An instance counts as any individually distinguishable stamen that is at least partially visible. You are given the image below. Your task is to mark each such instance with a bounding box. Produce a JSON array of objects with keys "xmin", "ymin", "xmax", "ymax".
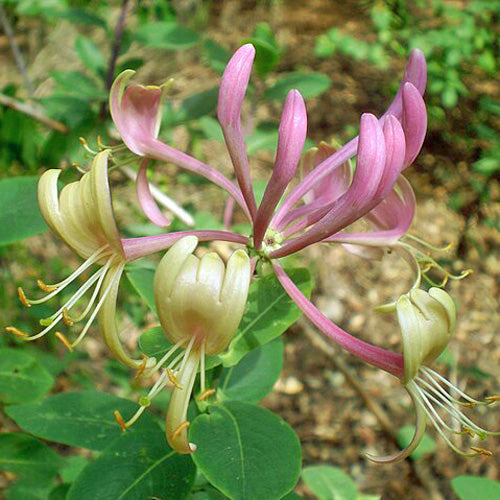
[
  {"xmin": 134, "ymin": 356, "xmax": 149, "ymax": 380},
  {"xmin": 470, "ymin": 447, "xmax": 493, "ymax": 457},
  {"xmin": 172, "ymin": 421, "xmax": 190, "ymax": 439},
  {"xmin": 5, "ymin": 326, "xmax": 27, "ymax": 337},
  {"xmin": 198, "ymin": 388, "xmax": 216, "ymax": 401},
  {"xmin": 37, "ymin": 280, "xmax": 58, "ymax": 292},
  {"xmin": 97, "ymin": 135, "xmax": 103, "ymax": 151},
  {"xmin": 17, "ymin": 287, "xmax": 31, "ymax": 307},
  {"xmin": 200, "ymin": 340, "xmax": 206, "ymax": 394},
  {"xmin": 150, "ymin": 338, "xmax": 186, "ymax": 375},
  {"xmin": 462, "ymin": 426, "xmax": 475, "ymax": 437},
  {"xmin": 79, "ymin": 136, "xmax": 98, "ymax": 155},
  {"xmin": 167, "ymin": 368, "xmax": 182, "ymax": 389},
  {"xmin": 114, "ymin": 410, "xmax": 127, "ymax": 432},
  {"xmin": 55, "ymin": 332, "xmax": 73, "ymax": 351},
  {"xmin": 485, "ymin": 396, "xmax": 500, "ymax": 403},
  {"xmin": 62, "ymin": 308, "xmax": 74, "ymax": 326}
]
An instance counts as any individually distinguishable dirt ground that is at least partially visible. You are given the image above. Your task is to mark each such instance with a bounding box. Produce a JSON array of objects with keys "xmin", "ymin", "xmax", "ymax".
[{"xmin": 1, "ymin": 1, "xmax": 499, "ymax": 499}]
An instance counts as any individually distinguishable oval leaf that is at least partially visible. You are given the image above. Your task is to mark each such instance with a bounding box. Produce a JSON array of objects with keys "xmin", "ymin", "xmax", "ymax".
[
  {"xmin": 0, "ymin": 177, "xmax": 48, "ymax": 246},
  {"xmin": 451, "ymin": 476, "xmax": 500, "ymax": 500},
  {"xmin": 191, "ymin": 401, "xmax": 301, "ymax": 500},
  {"xmin": 6, "ymin": 391, "xmax": 157, "ymax": 451},
  {"xmin": 264, "ymin": 73, "xmax": 332, "ymax": 100},
  {"xmin": 302, "ymin": 465, "xmax": 357, "ymax": 500},
  {"xmin": 68, "ymin": 425, "xmax": 196, "ymax": 500},
  {"xmin": 218, "ymin": 339, "xmax": 284, "ymax": 403},
  {"xmin": 0, "ymin": 348, "xmax": 54, "ymax": 404}
]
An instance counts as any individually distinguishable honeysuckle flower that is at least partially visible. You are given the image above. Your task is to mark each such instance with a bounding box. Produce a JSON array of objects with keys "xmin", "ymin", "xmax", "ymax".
[
  {"xmin": 368, "ymin": 288, "xmax": 499, "ymax": 463},
  {"xmin": 6, "ymin": 151, "xmax": 155, "ymax": 369},
  {"xmin": 109, "ymin": 70, "xmax": 251, "ymax": 220},
  {"xmin": 115, "ymin": 236, "xmax": 251, "ymax": 454}
]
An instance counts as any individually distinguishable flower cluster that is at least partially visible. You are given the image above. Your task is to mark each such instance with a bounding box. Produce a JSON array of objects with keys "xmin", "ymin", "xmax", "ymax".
[{"xmin": 9, "ymin": 43, "xmax": 497, "ymax": 460}]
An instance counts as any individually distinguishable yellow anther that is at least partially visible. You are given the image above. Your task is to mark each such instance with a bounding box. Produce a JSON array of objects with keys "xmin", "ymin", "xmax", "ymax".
[
  {"xmin": 134, "ymin": 356, "xmax": 149, "ymax": 379},
  {"xmin": 198, "ymin": 388, "xmax": 216, "ymax": 401},
  {"xmin": 462, "ymin": 426, "xmax": 474, "ymax": 437},
  {"xmin": 470, "ymin": 447, "xmax": 493, "ymax": 457},
  {"xmin": 37, "ymin": 279, "xmax": 58, "ymax": 292},
  {"xmin": 172, "ymin": 420, "xmax": 190, "ymax": 439},
  {"xmin": 485, "ymin": 395, "xmax": 500, "ymax": 403},
  {"xmin": 97, "ymin": 135, "xmax": 103, "ymax": 151},
  {"xmin": 55, "ymin": 332, "xmax": 73, "ymax": 352},
  {"xmin": 17, "ymin": 287, "xmax": 31, "ymax": 307},
  {"xmin": 62, "ymin": 308, "xmax": 74, "ymax": 326},
  {"xmin": 167, "ymin": 368, "xmax": 183, "ymax": 389},
  {"xmin": 114, "ymin": 410, "xmax": 127, "ymax": 432},
  {"xmin": 5, "ymin": 326, "xmax": 27, "ymax": 337},
  {"xmin": 460, "ymin": 402, "xmax": 476, "ymax": 409}
]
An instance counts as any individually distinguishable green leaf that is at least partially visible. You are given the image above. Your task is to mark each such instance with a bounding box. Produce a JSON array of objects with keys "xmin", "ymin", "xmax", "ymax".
[
  {"xmin": 6, "ymin": 391, "xmax": 158, "ymax": 451},
  {"xmin": 68, "ymin": 425, "xmax": 196, "ymax": 500},
  {"xmin": 75, "ymin": 36, "xmax": 105, "ymax": 74},
  {"xmin": 50, "ymin": 70, "xmax": 104, "ymax": 99},
  {"xmin": 126, "ymin": 264, "xmax": 156, "ymax": 312},
  {"xmin": 135, "ymin": 22, "xmax": 200, "ymax": 50},
  {"xmin": 219, "ymin": 268, "xmax": 312, "ymax": 367},
  {"xmin": 396, "ymin": 425, "xmax": 436, "ymax": 459},
  {"xmin": 302, "ymin": 465, "xmax": 357, "ymax": 500},
  {"xmin": 0, "ymin": 433, "xmax": 63, "ymax": 479},
  {"xmin": 0, "ymin": 348, "xmax": 54, "ymax": 404},
  {"xmin": 451, "ymin": 476, "xmax": 500, "ymax": 500},
  {"xmin": 219, "ymin": 339, "xmax": 284, "ymax": 403},
  {"xmin": 245, "ymin": 23, "xmax": 281, "ymax": 78},
  {"xmin": 203, "ymin": 39, "xmax": 230, "ymax": 74},
  {"xmin": 170, "ymin": 87, "xmax": 219, "ymax": 125},
  {"xmin": 191, "ymin": 401, "xmax": 301, "ymax": 500},
  {"xmin": 0, "ymin": 177, "xmax": 48, "ymax": 245},
  {"xmin": 51, "ymin": 8, "xmax": 107, "ymax": 29},
  {"xmin": 265, "ymin": 73, "xmax": 332, "ymax": 100}
]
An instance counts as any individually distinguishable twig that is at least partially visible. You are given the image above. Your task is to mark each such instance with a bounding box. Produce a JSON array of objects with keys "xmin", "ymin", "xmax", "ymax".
[
  {"xmin": 0, "ymin": 93, "xmax": 68, "ymax": 133},
  {"xmin": 0, "ymin": 2, "xmax": 35, "ymax": 97},
  {"xmin": 101, "ymin": 0, "xmax": 130, "ymax": 117},
  {"xmin": 298, "ymin": 318, "xmax": 445, "ymax": 500}
]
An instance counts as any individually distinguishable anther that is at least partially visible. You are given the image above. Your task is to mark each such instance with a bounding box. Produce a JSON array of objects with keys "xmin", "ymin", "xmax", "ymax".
[
  {"xmin": 55, "ymin": 332, "xmax": 73, "ymax": 352},
  {"xmin": 134, "ymin": 356, "xmax": 149, "ymax": 379},
  {"xmin": 62, "ymin": 308, "xmax": 74, "ymax": 326},
  {"xmin": 462, "ymin": 426, "xmax": 474, "ymax": 437},
  {"xmin": 37, "ymin": 279, "xmax": 58, "ymax": 292},
  {"xmin": 198, "ymin": 388, "xmax": 216, "ymax": 401},
  {"xmin": 470, "ymin": 447, "xmax": 493, "ymax": 457},
  {"xmin": 485, "ymin": 395, "xmax": 500, "ymax": 403},
  {"xmin": 172, "ymin": 421, "xmax": 190, "ymax": 439},
  {"xmin": 17, "ymin": 287, "xmax": 31, "ymax": 307},
  {"xmin": 114, "ymin": 410, "xmax": 127, "ymax": 432},
  {"xmin": 5, "ymin": 326, "xmax": 27, "ymax": 337},
  {"xmin": 460, "ymin": 402, "xmax": 476, "ymax": 409},
  {"xmin": 97, "ymin": 135, "xmax": 103, "ymax": 151},
  {"xmin": 167, "ymin": 368, "xmax": 183, "ymax": 389}
]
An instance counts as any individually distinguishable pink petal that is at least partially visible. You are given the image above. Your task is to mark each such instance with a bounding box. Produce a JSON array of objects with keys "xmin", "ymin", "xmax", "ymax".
[{"xmin": 402, "ymin": 82, "xmax": 427, "ymax": 166}]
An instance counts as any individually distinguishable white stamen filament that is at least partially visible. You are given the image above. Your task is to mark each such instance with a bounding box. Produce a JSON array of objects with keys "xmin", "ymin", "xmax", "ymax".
[
  {"xmin": 151, "ymin": 338, "xmax": 187, "ymax": 375},
  {"xmin": 200, "ymin": 340, "xmax": 206, "ymax": 394},
  {"xmin": 26, "ymin": 246, "xmax": 110, "ymax": 304}
]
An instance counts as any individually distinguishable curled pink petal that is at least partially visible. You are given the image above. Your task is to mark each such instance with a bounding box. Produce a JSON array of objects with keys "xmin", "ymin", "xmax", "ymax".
[
  {"xmin": 253, "ymin": 90, "xmax": 307, "ymax": 249},
  {"xmin": 110, "ymin": 70, "xmax": 166, "ymax": 156},
  {"xmin": 136, "ymin": 159, "xmax": 171, "ymax": 227},
  {"xmin": 218, "ymin": 44, "xmax": 257, "ymax": 219},
  {"xmin": 402, "ymin": 82, "xmax": 427, "ymax": 166}
]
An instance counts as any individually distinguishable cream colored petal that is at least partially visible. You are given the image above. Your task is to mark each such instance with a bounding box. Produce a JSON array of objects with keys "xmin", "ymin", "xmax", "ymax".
[
  {"xmin": 38, "ymin": 169, "xmax": 65, "ymax": 241},
  {"xmin": 397, "ymin": 294, "xmax": 421, "ymax": 383}
]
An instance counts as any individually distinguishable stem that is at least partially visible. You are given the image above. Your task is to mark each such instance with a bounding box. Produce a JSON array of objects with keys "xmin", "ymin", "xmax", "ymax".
[
  {"xmin": 0, "ymin": 3, "xmax": 34, "ymax": 97},
  {"xmin": 122, "ymin": 230, "xmax": 248, "ymax": 261}
]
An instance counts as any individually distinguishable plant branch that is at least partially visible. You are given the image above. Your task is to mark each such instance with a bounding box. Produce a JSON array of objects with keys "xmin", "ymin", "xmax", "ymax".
[
  {"xmin": 0, "ymin": 93, "xmax": 68, "ymax": 133},
  {"xmin": 0, "ymin": 3, "xmax": 35, "ymax": 97}
]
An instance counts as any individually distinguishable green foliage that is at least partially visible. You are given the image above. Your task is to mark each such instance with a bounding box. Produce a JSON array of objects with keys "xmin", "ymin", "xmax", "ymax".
[
  {"xmin": 302, "ymin": 465, "xmax": 358, "ymax": 500},
  {"xmin": 396, "ymin": 425, "xmax": 436, "ymax": 459},
  {"xmin": 451, "ymin": 476, "xmax": 500, "ymax": 500},
  {"xmin": 0, "ymin": 177, "xmax": 47, "ymax": 245},
  {"xmin": 68, "ymin": 425, "xmax": 196, "ymax": 500},
  {"xmin": 134, "ymin": 22, "xmax": 201, "ymax": 50},
  {"xmin": 0, "ymin": 348, "xmax": 54, "ymax": 404},
  {"xmin": 265, "ymin": 72, "xmax": 332, "ymax": 100},
  {"xmin": 191, "ymin": 401, "xmax": 301, "ymax": 500},
  {"xmin": 6, "ymin": 391, "xmax": 158, "ymax": 450},
  {"xmin": 244, "ymin": 22, "xmax": 282, "ymax": 78}
]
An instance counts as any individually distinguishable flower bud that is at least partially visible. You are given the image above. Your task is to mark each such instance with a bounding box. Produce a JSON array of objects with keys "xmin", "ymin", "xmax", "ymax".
[
  {"xmin": 154, "ymin": 236, "xmax": 251, "ymax": 355},
  {"xmin": 396, "ymin": 287, "xmax": 455, "ymax": 383}
]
